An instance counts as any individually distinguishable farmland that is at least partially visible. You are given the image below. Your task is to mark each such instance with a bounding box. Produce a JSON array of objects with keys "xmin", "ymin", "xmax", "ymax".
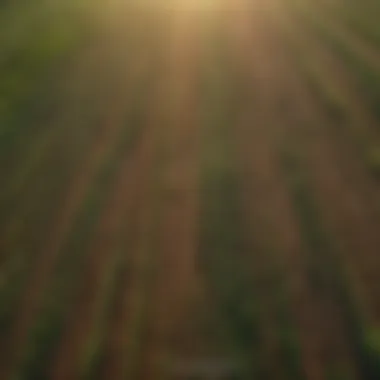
[{"xmin": 1, "ymin": 0, "xmax": 380, "ymax": 379}]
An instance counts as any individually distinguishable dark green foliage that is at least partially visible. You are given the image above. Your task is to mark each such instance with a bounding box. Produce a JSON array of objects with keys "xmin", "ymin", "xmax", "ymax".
[
  {"xmin": 280, "ymin": 145, "xmax": 380, "ymax": 380},
  {"xmin": 295, "ymin": 4, "xmax": 380, "ymax": 122},
  {"xmin": 11, "ymin": 99, "xmax": 145, "ymax": 380},
  {"xmin": 198, "ymin": 31, "xmax": 263, "ymax": 378}
]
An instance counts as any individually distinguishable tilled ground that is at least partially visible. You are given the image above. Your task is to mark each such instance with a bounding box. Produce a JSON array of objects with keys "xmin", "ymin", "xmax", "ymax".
[{"xmin": 1, "ymin": 0, "xmax": 380, "ymax": 379}]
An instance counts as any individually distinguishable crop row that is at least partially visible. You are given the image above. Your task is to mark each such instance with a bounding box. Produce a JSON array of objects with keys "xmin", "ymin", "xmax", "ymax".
[
  {"xmin": 289, "ymin": 0, "xmax": 380, "ymax": 122},
  {"xmin": 7, "ymin": 67, "xmax": 155, "ymax": 380},
  {"xmin": 200, "ymin": 28, "xmax": 267, "ymax": 378},
  {"xmin": 280, "ymin": 140, "xmax": 380, "ymax": 379}
]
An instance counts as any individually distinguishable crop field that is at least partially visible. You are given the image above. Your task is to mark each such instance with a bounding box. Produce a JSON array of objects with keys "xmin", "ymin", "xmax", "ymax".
[{"xmin": 1, "ymin": 0, "xmax": 380, "ymax": 379}]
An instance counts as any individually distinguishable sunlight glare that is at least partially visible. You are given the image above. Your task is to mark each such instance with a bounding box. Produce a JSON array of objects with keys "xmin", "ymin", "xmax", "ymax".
[{"xmin": 164, "ymin": 0, "xmax": 221, "ymax": 10}]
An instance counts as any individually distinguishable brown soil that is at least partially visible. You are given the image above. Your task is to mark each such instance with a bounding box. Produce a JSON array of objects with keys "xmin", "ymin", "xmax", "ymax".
[
  {"xmin": 2, "ymin": 2, "xmax": 380, "ymax": 380},
  {"xmin": 280, "ymin": 0, "xmax": 380, "ymax": 325},
  {"xmin": 0, "ymin": 42, "xmax": 149, "ymax": 380},
  {"xmin": 230, "ymin": 0, "xmax": 361, "ymax": 378},
  {"xmin": 137, "ymin": 11, "xmax": 202, "ymax": 380}
]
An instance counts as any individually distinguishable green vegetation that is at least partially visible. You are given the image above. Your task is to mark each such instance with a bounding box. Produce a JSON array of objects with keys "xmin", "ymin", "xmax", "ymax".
[
  {"xmin": 280, "ymin": 147, "xmax": 338, "ymax": 290},
  {"xmin": 292, "ymin": 0, "xmax": 380, "ymax": 121},
  {"xmin": 286, "ymin": 0, "xmax": 380, "ymax": 189},
  {"xmin": 121, "ymin": 127, "xmax": 165, "ymax": 380},
  {"xmin": 198, "ymin": 29, "xmax": 263, "ymax": 378},
  {"xmin": 79, "ymin": 245, "xmax": 129, "ymax": 380},
  {"xmin": 366, "ymin": 145, "xmax": 380, "ymax": 177},
  {"xmin": 320, "ymin": 0, "xmax": 380, "ymax": 49},
  {"xmin": 0, "ymin": 133, "xmax": 90, "ymax": 332},
  {"xmin": 2, "ymin": 2, "xmax": 380, "ymax": 380},
  {"xmin": 280, "ymin": 143, "xmax": 380, "ymax": 379},
  {"xmin": 10, "ymin": 83, "xmax": 148, "ymax": 380},
  {"xmin": 0, "ymin": 1, "xmax": 91, "ymax": 146},
  {"xmin": 294, "ymin": 54, "xmax": 347, "ymax": 122}
]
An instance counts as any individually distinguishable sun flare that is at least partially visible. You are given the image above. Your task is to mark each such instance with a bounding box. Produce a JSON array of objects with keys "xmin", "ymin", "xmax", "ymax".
[{"xmin": 170, "ymin": 0, "xmax": 220, "ymax": 9}]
